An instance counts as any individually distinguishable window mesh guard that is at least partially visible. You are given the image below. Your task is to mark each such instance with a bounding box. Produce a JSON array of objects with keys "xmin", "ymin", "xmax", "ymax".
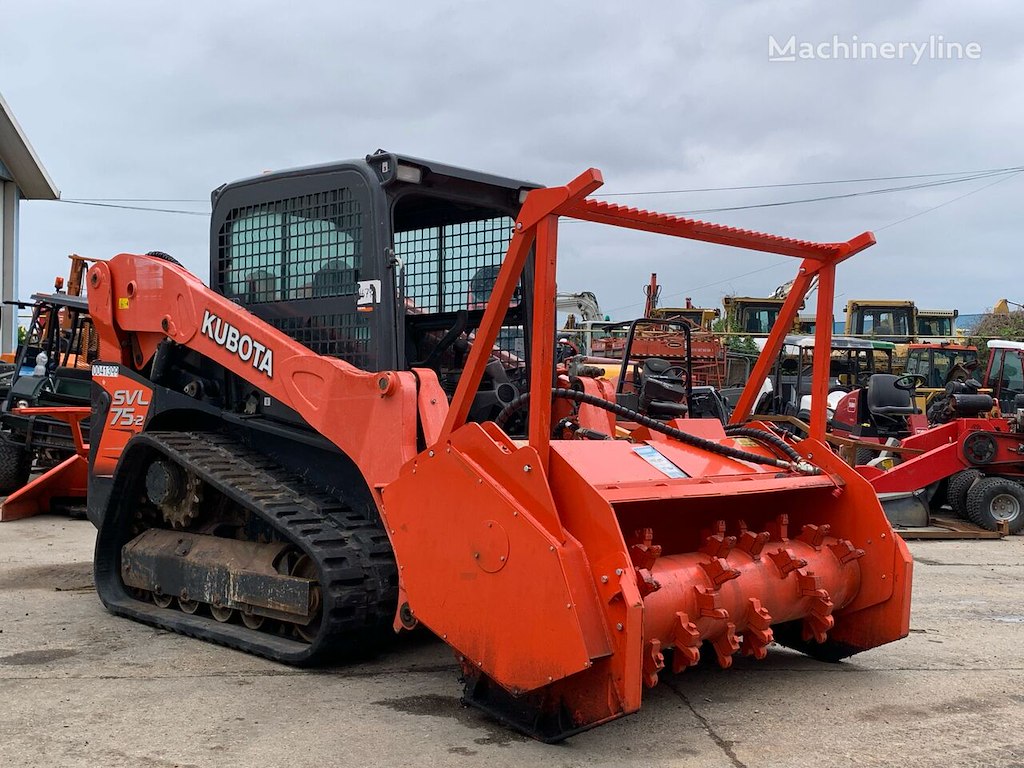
[
  {"xmin": 397, "ymin": 216, "xmax": 525, "ymax": 365},
  {"xmin": 217, "ymin": 188, "xmax": 372, "ymax": 369}
]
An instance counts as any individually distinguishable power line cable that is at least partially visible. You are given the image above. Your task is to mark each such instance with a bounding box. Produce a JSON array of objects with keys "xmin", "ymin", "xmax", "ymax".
[
  {"xmin": 602, "ymin": 169, "xmax": 1023, "ymax": 315},
  {"xmin": 875, "ymin": 170, "xmax": 1024, "ymax": 231},
  {"xmin": 68, "ymin": 197, "xmax": 208, "ymax": 203},
  {"xmin": 592, "ymin": 163, "xmax": 1024, "ymax": 197},
  {"xmin": 56, "ymin": 200, "xmax": 208, "ymax": 216},
  {"xmin": 671, "ymin": 168, "xmax": 1020, "ymax": 215}
]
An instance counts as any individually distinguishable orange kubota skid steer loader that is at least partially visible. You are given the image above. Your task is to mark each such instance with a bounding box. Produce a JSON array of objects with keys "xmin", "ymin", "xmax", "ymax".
[{"xmin": 85, "ymin": 152, "xmax": 911, "ymax": 741}]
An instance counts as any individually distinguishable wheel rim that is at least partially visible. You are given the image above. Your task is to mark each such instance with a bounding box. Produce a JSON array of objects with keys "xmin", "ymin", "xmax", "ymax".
[
  {"xmin": 990, "ymin": 493, "xmax": 1021, "ymax": 523},
  {"xmin": 178, "ymin": 597, "xmax": 200, "ymax": 614},
  {"xmin": 153, "ymin": 592, "xmax": 173, "ymax": 609},
  {"xmin": 290, "ymin": 554, "xmax": 322, "ymax": 643},
  {"xmin": 241, "ymin": 611, "xmax": 264, "ymax": 630},
  {"xmin": 210, "ymin": 605, "xmax": 234, "ymax": 623}
]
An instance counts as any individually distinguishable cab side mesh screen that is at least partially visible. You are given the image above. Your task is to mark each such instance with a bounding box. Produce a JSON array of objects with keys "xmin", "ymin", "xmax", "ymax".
[
  {"xmin": 396, "ymin": 215, "xmax": 525, "ymax": 362},
  {"xmin": 217, "ymin": 189, "xmax": 362, "ymax": 304},
  {"xmin": 397, "ymin": 217, "xmax": 513, "ymax": 314},
  {"xmin": 216, "ymin": 188, "xmax": 372, "ymax": 369}
]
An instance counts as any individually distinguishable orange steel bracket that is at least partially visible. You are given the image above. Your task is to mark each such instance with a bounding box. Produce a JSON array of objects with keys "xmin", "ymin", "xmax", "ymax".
[
  {"xmin": 439, "ymin": 169, "xmax": 602, "ymax": 447},
  {"xmin": 729, "ymin": 232, "xmax": 875, "ymax": 439},
  {"xmin": 439, "ymin": 168, "xmax": 875, "ymax": 461},
  {"xmin": 1, "ymin": 406, "xmax": 90, "ymax": 522}
]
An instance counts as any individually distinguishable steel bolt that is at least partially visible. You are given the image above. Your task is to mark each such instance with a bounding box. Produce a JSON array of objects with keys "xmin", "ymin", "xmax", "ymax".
[
  {"xmin": 428, "ymin": 450, "xmax": 435, "ymax": 457},
  {"xmin": 549, "ymin": 545, "xmax": 555, "ymax": 552},
  {"xmin": 616, "ymin": 623, "xmax": 624, "ymax": 631},
  {"xmin": 523, "ymin": 464, "xmax": 532, "ymax": 473},
  {"xmin": 566, "ymin": 603, "xmax": 572, "ymax": 609},
  {"xmin": 615, "ymin": 568, "xmax": 624, "ymax": 576},
  {"xmin": 601, "ymin": 575, "xmax": 609, "ymax": 583}
]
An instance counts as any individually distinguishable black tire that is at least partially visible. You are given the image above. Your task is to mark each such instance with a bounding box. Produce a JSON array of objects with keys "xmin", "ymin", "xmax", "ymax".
[
  {"xmin": 0, "ymin": 435, "xmax": 32, "ymax": 494},
  {"xmin": 948, "ymin": 469, "xmax": 983, "ymax": 519},
  {"xmin": 965, "ymin": 477, "xmax": 1024, "ymax": 534}
]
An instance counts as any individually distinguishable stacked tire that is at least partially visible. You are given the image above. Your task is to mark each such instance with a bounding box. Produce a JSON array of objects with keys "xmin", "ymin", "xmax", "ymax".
[
  {"xmin": 948, "ymin": 469, "xmax": 1024, "ymax": 534},
  {"xmin": 0, "ymin": 434, "xmax": 31, "ymax": 495}
]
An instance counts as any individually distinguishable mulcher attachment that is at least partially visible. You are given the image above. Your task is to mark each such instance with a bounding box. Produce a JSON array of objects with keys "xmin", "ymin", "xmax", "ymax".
[{"xmin": 382, "ymin": 424, "xmax": 912, "ymax": 741}]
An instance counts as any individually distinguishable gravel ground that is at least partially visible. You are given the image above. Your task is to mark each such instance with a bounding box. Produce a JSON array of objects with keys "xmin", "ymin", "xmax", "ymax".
[{"xmin": 1, "ymin": 515, "xmax": 1022, "ymax": 768}]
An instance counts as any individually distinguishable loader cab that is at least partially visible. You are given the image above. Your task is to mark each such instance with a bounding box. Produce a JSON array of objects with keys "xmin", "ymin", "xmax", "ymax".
[
  {"xmin": 211, "ymin": 151, "xmax": 539, "ymax": 422},
  {"xmin": 904, "ymin": 342, "xmax": 979, "ymax": 411},
  {"xmin": 844, "ymin": 300, "xmax": 916, "ymax": 343},
  {"xmin": 983, "ymin": 340, "xmax": 1024, "ymax": 413},
  {"xmin": 754, "ymin": 335, "xmax": 892, "ymax": 424}
]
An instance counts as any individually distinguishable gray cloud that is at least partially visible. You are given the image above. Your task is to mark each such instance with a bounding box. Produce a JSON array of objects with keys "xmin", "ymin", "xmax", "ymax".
[{"xmin": 3, "ymin": 0, "xmax": 1021, "ymax": 323}]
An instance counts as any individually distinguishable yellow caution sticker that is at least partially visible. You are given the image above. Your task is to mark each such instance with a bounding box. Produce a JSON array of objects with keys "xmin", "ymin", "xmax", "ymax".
[
  {"xmin": 734, "ymin": 438, "xmax": 759, "ymax": 447},
  {"xmin": 117, "ymin": 297, "xmax": 130, "ymax": 310}
]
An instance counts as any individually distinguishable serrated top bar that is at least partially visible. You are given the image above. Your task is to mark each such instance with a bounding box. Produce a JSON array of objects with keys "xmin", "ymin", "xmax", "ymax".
[{"xmin": 561, "ymin": 198, "xmax": 874, "ymax": 261}]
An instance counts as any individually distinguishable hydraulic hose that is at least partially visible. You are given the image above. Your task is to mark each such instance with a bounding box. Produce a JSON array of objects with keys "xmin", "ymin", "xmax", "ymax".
[
  {"xmin": 494, "ymin": 388, "xmax": 819, "ymax": 474},
  {"xmin": 722, "ymin": 425, "xmax": 804, "ymax": 464}
]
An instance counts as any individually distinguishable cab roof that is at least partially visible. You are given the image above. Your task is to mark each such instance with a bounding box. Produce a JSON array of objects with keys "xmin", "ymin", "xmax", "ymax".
[
  {"xmin": 213, "ymin": 150, "xmax": 541, "ymax": 204},
  {"xmin": 784, "ymin": 334, "xmax": 895, "ymax": 351},
  {"xmin": 987, "ymin": 339, "xmax": 1024, "ymax": 351}
]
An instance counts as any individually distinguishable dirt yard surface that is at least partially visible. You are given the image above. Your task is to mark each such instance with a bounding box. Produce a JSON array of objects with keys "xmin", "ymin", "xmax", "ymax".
[{"xmin": 1, "ymin": 516, "xmax": 1022, "ymax": 767}]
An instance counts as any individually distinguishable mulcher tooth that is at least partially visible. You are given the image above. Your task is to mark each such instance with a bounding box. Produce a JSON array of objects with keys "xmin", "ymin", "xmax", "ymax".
[
  {"xmin": 671, "ymin": 611, "xmax": 702, "ymax": 673},
  {"xmin": 797, "ymin": 523, "xmax": 830, "ymax": 550},
  {"xmin": 736, "ymin": 530, "xmax": 770, "ymax": 560},
  {"xmin": 711, "ymin": 623, "xmax": 740, "ymax": 668},
  {"xmin": 695, "ymin": 585, "xmax": 729, "ymax": 620},
  {"xmin": 629, "ymin": 527, "xmax": 662, "ymax": 570},
  {"xmin": 828, "ymin": 538, "xmax": 866, "ymax": 565},
  {"xmin": 767, "ymin": 513, "xmax": 790, "ymax": 541},
  {"xmin": 642, "ymin": 639, "xmax": 665, "ymax": 688},
  {"xmin": 798, "ymin": 570, "xmax": 835, "ymax": 643},
  {"xmin": 767, "ymin": 547, "xmax": 807, "ymax": 577},
  {"xmin": 635, "ymin": 567, "xmax": 661, "ymax": 597},
  {"xmin": 740, "ymin": 597, "xmax": 774, "ymax": 660},
  {"xmin": 699, "ymin": 556, "xmax": 741, "ymax": 587},
  {"xmin": 700, "ymin": 533, "xmax": 737, "ymax": 559}
]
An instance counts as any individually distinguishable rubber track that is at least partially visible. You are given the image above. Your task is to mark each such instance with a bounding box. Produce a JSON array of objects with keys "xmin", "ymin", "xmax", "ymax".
[{"xmin": 93, "ymin": 431, "xmax": 397, "ymax": 666}]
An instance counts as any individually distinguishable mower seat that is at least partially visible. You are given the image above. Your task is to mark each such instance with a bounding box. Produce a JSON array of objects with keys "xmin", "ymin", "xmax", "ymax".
[{"xmin": 866, "ymin": 374, "xmax": 918, "ymax": 418}]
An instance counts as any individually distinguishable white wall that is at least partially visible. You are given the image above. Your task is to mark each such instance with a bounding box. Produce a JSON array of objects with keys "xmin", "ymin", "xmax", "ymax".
[{"xmin": 1, "ymin": 180, "xmax": 17, "ymax": 354}]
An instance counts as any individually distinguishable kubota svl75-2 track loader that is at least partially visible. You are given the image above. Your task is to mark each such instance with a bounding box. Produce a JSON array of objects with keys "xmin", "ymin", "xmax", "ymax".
[{"xmin": 86, "ymin": 152, "xmax": 911, "ymax": 741}]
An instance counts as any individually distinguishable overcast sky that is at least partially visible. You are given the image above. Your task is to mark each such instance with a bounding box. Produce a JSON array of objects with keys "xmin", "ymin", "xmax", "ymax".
[{"xmin": 2, "ymin": 0, "xmax": 1021, "ymax": 322}]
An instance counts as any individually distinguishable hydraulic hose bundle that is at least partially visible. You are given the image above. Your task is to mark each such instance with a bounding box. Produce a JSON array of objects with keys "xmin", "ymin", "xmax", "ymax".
[{"xmin": 494, "ymin": 388, "xmax": 819, "ymax": 474}]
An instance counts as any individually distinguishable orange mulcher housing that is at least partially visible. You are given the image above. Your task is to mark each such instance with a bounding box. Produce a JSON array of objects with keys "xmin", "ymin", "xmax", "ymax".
[{"xmin": 86, "ymin": 161, "xmax": 911, "ymax": 741}]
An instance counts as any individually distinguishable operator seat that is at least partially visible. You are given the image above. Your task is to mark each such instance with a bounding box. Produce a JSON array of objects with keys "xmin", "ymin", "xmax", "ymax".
[{"xmin": 866, "ymin": 374, "xmax": 918, "ymax": 420}]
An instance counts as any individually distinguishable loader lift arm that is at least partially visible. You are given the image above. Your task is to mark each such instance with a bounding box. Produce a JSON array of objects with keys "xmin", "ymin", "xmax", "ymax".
[{"xmin": 88, "ymin": 257, "xmax": 421, "ymax": 487}]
